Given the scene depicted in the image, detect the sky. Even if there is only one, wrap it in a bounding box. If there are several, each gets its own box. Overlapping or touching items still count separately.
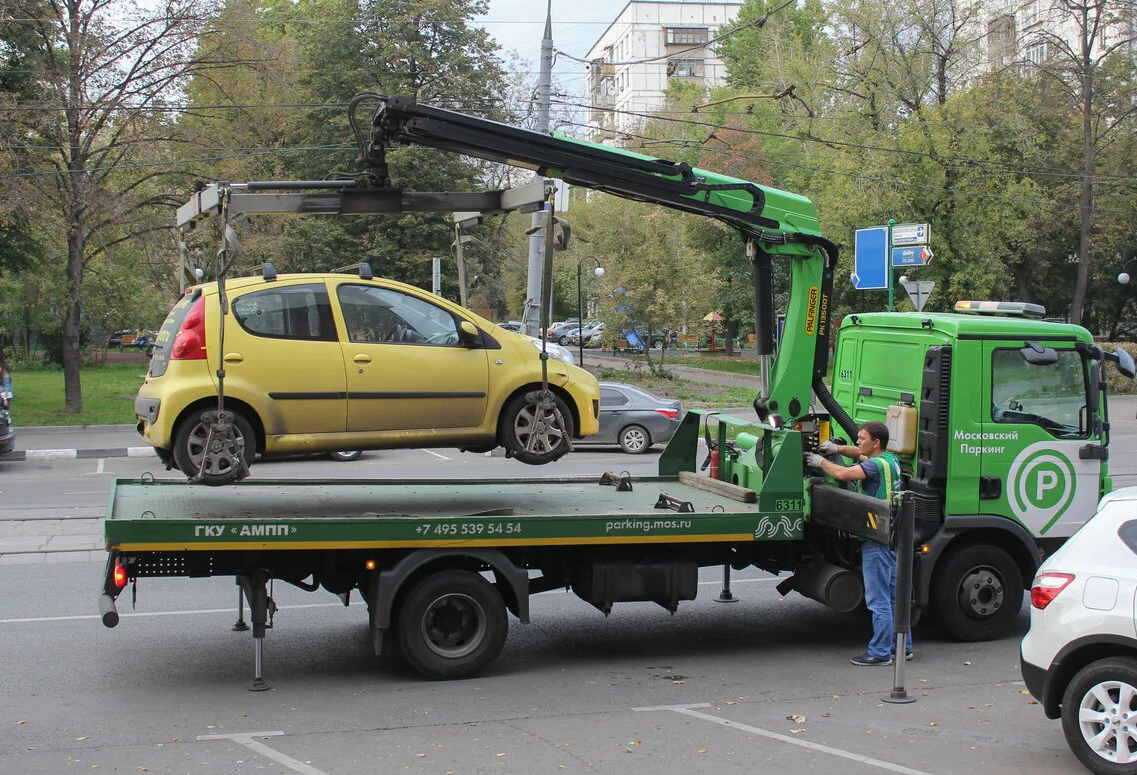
[474,0,625,97]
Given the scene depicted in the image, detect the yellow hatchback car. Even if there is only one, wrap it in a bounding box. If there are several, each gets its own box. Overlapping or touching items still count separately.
[136,267,599,483]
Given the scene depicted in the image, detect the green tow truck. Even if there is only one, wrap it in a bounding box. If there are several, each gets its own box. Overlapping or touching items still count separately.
[99,96,1134,682]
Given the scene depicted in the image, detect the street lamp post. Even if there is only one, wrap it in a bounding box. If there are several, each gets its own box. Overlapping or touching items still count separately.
[577,257,604,365]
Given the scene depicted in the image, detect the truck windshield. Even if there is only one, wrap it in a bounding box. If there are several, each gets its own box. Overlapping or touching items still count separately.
[990,348,1088,438]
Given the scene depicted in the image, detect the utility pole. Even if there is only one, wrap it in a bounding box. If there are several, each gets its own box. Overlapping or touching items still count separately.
[522,0,554,337]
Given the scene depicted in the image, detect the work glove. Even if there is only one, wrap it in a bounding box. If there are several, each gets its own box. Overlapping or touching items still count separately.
[804,452,826,469]
[816,440,839,457]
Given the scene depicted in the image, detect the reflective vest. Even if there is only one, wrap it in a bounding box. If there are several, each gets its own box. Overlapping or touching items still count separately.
[860,451,901,500]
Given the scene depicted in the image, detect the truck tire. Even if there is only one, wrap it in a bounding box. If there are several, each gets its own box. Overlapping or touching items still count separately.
[500,391,574,465]
[396,570,507,680]
[1061,657,1137,775]
[618,424,651,454]
[172,408,256,485]
[932,544,1023,642]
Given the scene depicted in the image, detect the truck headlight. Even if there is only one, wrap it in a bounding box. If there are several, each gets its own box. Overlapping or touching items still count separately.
[530,338,576,365]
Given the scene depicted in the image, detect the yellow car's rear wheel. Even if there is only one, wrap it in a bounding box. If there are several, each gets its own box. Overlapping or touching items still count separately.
[173,408,256,485]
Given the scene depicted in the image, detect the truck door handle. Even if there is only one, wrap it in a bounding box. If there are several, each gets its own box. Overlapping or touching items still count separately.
[353,354,372,364]
[980,476,1002,500]
[1080,444,1108,460]
[223,353,244,363]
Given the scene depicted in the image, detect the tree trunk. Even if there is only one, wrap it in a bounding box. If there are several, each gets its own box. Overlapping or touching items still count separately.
[1070,46,1095,325]
[64,192,85,413]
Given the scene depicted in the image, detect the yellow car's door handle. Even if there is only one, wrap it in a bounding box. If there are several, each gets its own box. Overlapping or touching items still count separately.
[223,353,244,363]
[353,354,372,364]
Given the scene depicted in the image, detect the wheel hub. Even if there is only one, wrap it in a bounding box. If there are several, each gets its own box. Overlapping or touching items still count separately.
[958,566,1004,619]
[1080,679,1137,764]
[422,593,486,659]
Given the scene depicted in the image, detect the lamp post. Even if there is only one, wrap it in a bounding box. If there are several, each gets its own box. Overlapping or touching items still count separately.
[577,257,604,365]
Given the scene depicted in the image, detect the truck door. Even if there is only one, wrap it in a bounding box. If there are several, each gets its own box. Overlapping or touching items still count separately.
[333,282,489,432]
[981,342,1101,539]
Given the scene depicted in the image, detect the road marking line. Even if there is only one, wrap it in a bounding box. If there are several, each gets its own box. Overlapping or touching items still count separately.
[423,449,451,460]
[0,601,345,625]
[196,731,328,775]
[637,704,933,775]
[97,459,105,474]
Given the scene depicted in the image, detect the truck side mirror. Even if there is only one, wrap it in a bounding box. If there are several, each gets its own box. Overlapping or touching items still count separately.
[1108,348,1137,379]
[458,320,480,348]
[1019,341,1058,366]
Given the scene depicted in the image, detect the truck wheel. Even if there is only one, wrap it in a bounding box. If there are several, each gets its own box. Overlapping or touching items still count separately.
[1061,657,1137,775]
[618,424,651,454]
[396,570,507,680]
[932,544,1023,641]
[172,408,256,485]
[500,391,574,465]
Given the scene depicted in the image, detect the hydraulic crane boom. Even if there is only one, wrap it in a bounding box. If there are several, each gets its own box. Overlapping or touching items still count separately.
[361,95,847,432]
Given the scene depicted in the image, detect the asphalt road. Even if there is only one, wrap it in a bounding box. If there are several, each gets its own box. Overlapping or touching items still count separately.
[3,406,1137,773]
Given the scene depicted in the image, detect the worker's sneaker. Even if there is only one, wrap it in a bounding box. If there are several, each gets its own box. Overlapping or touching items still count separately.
[850,652,892,666]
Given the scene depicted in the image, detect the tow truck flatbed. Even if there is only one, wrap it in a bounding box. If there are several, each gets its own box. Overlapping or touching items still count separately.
[105,475,807,553]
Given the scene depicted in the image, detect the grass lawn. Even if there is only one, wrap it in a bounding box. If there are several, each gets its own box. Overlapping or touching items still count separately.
[667,354,765,376]
[10,363,147,426]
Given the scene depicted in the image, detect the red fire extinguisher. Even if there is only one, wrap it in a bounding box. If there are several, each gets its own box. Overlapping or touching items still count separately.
[709,448,720,480]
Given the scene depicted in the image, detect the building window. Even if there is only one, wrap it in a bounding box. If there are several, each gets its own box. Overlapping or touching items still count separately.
[669,58,705,78]
[665,27,709,45]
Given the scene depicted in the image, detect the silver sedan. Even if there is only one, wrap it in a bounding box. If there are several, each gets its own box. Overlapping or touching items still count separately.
[575,382,682,453]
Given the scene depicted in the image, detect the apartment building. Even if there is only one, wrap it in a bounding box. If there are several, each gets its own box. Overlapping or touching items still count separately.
[586,0,742,139]
[985,0,1137,74]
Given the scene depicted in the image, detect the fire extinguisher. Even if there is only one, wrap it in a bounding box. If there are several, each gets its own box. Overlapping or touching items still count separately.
[709,448,720,480]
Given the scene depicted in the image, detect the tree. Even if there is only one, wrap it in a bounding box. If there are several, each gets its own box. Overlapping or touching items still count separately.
[0,0,231,411]
[1018,0,1137,323]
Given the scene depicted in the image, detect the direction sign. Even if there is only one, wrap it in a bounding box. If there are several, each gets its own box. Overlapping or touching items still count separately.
[891,223,931,246]
[892,246,935,267]
[853,227,889,290]
[900,280,935,312]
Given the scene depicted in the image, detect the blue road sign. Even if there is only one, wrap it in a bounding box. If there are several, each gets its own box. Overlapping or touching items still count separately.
[853,227,889,289]
[892,246,928,266]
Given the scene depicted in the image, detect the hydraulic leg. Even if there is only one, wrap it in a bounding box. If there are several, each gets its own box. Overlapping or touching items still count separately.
[232,579,249,632]
[238,571,273,691]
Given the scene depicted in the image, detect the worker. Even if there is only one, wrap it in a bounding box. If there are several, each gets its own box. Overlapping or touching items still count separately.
[806,421,910,666]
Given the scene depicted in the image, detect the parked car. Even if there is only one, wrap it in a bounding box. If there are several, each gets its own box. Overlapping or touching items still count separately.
[1021,487,1137,775]
[135,268,600,483]
[0,407,14,458]
[499,320,522,332]
[575,382,681,453]
[548,319,581,343]
[566,321,605,346]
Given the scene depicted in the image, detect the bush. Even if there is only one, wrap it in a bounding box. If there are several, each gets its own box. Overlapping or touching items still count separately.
[1102,341,1137,395]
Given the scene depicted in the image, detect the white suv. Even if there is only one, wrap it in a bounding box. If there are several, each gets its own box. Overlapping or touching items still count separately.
[1021,487,1137,775]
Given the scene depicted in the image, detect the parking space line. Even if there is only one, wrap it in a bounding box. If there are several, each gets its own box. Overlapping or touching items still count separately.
[636,704,933,775]
[423,449,451,461]
[197,731,327,775]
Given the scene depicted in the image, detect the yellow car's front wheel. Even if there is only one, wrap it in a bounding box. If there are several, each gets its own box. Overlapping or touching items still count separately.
[500,391,574,465]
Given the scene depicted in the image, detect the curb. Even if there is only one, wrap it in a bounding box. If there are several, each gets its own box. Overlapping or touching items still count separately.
[5,447,157,462]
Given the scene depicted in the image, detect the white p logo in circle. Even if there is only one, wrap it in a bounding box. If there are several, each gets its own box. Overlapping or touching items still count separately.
[1008,443,1077,535]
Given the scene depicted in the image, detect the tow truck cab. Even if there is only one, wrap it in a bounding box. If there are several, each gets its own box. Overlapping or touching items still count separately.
[830,301,1132,639]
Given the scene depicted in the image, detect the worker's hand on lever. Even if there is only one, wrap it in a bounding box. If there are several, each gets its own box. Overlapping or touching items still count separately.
[805,452,826,469]
[816,440,839,457]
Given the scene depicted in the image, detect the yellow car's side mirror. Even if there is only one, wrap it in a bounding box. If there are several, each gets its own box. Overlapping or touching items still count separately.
[458,320,479,347]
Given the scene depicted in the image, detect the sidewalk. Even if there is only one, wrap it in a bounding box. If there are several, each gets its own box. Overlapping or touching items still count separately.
[4,424,156,461]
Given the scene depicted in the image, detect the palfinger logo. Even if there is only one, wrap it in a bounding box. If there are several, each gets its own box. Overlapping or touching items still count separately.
[1008,443,1076,535]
